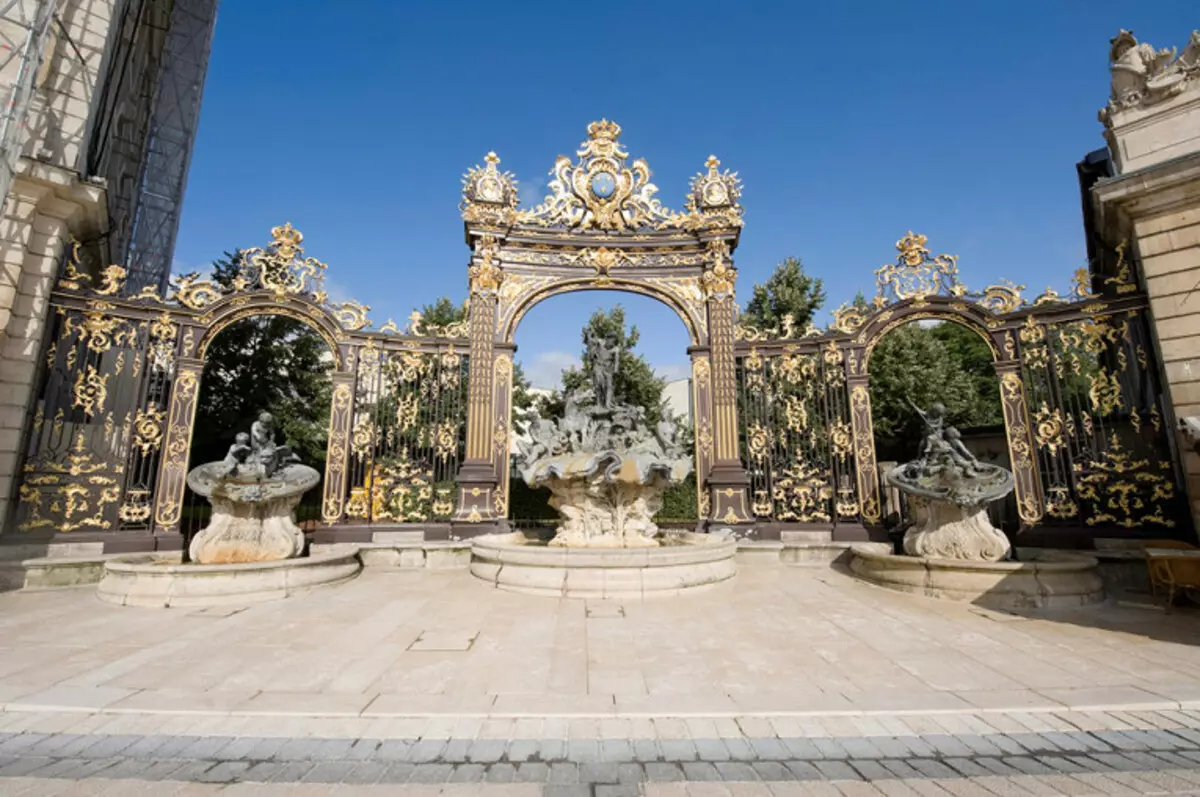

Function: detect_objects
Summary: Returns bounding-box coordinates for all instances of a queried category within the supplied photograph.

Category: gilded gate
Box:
[4,124,1190,550]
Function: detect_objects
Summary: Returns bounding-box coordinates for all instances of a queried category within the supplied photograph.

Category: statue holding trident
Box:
[584,329,620,409]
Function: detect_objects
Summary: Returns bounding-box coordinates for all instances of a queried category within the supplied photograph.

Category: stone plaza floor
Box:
[5,563,1200,794]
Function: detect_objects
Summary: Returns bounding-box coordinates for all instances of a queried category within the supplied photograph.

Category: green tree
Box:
[539,306,667,421]
[191,251,333,468]
[418,296,468,327]
[867,322,1000,459]
[929,321,1003,428]
[742,256,827,330]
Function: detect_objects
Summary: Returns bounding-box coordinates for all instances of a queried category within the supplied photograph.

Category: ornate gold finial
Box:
[587,119,622,141]
[484,151,500,166]
[875,231,964,304]
[895,231,930,266]
[705,155,720,171]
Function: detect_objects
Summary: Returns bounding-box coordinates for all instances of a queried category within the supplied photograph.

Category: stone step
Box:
[780,530,833,544]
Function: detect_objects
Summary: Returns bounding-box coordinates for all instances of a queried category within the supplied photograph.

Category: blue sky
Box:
[173,1,1196,388]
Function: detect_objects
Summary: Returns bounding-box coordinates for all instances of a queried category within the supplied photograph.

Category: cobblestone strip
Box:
[5,723,1200,791]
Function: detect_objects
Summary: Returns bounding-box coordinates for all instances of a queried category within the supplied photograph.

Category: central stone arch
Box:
[450,120,754,532]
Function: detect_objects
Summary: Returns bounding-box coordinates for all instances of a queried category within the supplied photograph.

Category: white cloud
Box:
[524,350,579,389]
[916,318,943,328]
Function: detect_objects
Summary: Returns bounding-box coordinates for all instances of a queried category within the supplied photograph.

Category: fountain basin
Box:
[848,544,1104,610]
[97,550,361,608]
[470,531,736,598]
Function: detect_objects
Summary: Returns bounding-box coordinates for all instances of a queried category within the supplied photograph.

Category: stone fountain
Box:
[469,331,735,598]
[98,412,360,608]
[849,401,1103,610]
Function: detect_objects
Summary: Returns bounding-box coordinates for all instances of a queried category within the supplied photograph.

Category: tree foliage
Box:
[868,321,1002,459]
[742,256,827,329]
[538,306,667,422]
[191,251,333,468]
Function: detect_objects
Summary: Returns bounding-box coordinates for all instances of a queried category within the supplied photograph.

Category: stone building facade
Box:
[1092,29,1200,529]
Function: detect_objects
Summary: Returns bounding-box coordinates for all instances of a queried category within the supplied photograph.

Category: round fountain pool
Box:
[97,550,362,608]
[848,544,1104,610]
[470,531,736,599]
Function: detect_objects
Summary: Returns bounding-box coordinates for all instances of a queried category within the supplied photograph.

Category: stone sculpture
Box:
[884,401,1014,562]
[514,331,692,547]
[186,411,320,564]
[1103,29,1200,119]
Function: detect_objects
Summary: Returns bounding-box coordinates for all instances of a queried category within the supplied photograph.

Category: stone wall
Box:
[1093,29,1200,530]
[0,0,116,532]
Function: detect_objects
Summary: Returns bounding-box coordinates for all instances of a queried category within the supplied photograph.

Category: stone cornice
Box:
[1092,150,1200,224]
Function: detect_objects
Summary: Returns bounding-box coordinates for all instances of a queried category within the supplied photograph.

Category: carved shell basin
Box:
[884,462,1013,509]
[524,450,692,489]
[186,462,320,503]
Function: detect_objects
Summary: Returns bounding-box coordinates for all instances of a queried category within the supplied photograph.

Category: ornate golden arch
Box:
[194,295,347,368]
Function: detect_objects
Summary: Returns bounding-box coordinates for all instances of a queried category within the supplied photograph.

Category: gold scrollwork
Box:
[72,365,109,417]
[875,232,967,304]
[1033,403,1067,456]
[1075,434,1174,528]
[132,403,166,456]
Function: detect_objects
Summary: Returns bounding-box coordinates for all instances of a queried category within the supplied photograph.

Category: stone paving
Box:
[4,565,1200,793]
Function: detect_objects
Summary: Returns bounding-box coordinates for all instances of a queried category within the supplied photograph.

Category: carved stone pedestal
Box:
[902,495,1011,562]
[544,473,664,548]
[188,492,307,564]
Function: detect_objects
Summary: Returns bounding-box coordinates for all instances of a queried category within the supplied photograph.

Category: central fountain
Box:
[98,412,360,607]
[469,330,736,598]
[849,401,1103,610]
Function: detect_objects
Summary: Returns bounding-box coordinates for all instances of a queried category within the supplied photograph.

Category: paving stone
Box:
[242,761,284,782]
[90,756,162,780]
[541,739,567,762]
[780,739,822,760]
[408,762,454,783]
[1004,733,1059,754]
[694,738,731,762]
[149,735,205,759]
[128,759,189,781]
[378,762,417,783]
[600,739,633,762]
[1032,755,1089,774]
[595,785,641,797]
[813,760,862,781]
[1000,756,1056,776]
[894,736,937,758]
[24,733,89,758]
[25,757,90,778]
[1091,730,1149,751]
[978,735,1028,756]
[723,737,758,761]
[345,738,381,760]
[408,738,448,763]
[1042,732,1103,753]
[300,760,358,783]
[274,737,326,761]
[682,761,723,781]
[0,755,55,776]
[919,734,973,758]
[209,737,260,760]
[908,759,958,779]
[469,739,508,763]
[448,763,487,782]
[783,760,823,781]
[515,761,551,783]
[847,760,891,781]
[202,760,253,782]
[633,738,661,762]
[833,737,880,760]
[749,738,790,761]
[874,759,917,781]
[715,761,759,781]
[944,757,992,777]
[0,733,47,754]
[342,761,389,784]
[313,738,355,760]
[645,761,686,781]
[952,734,1004,757]
[375,738,413,761]
[507,739,540,763]
[544,786,592,797]
[1167,728,1200,748]
[548,762,581,784]
[866,737,911,758]
[63,757,127,779]
[567,739,601,763]
[811,738,850,759]
[659,739,698,762]
[580,762,621,783]
[266,760,315,782]
[617,763,643,783]
[751,761,793,781]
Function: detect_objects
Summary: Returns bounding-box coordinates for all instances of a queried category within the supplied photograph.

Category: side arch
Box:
[194,294,346,368]
[858,299,1000,369]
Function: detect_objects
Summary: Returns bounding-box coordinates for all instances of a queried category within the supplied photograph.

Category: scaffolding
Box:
[0,0,59,207]
[85,0,218,295]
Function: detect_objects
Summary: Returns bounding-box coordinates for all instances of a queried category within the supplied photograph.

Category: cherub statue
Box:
[655,408,679,457]
[219,432,252,478]
[945,426,982,473]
